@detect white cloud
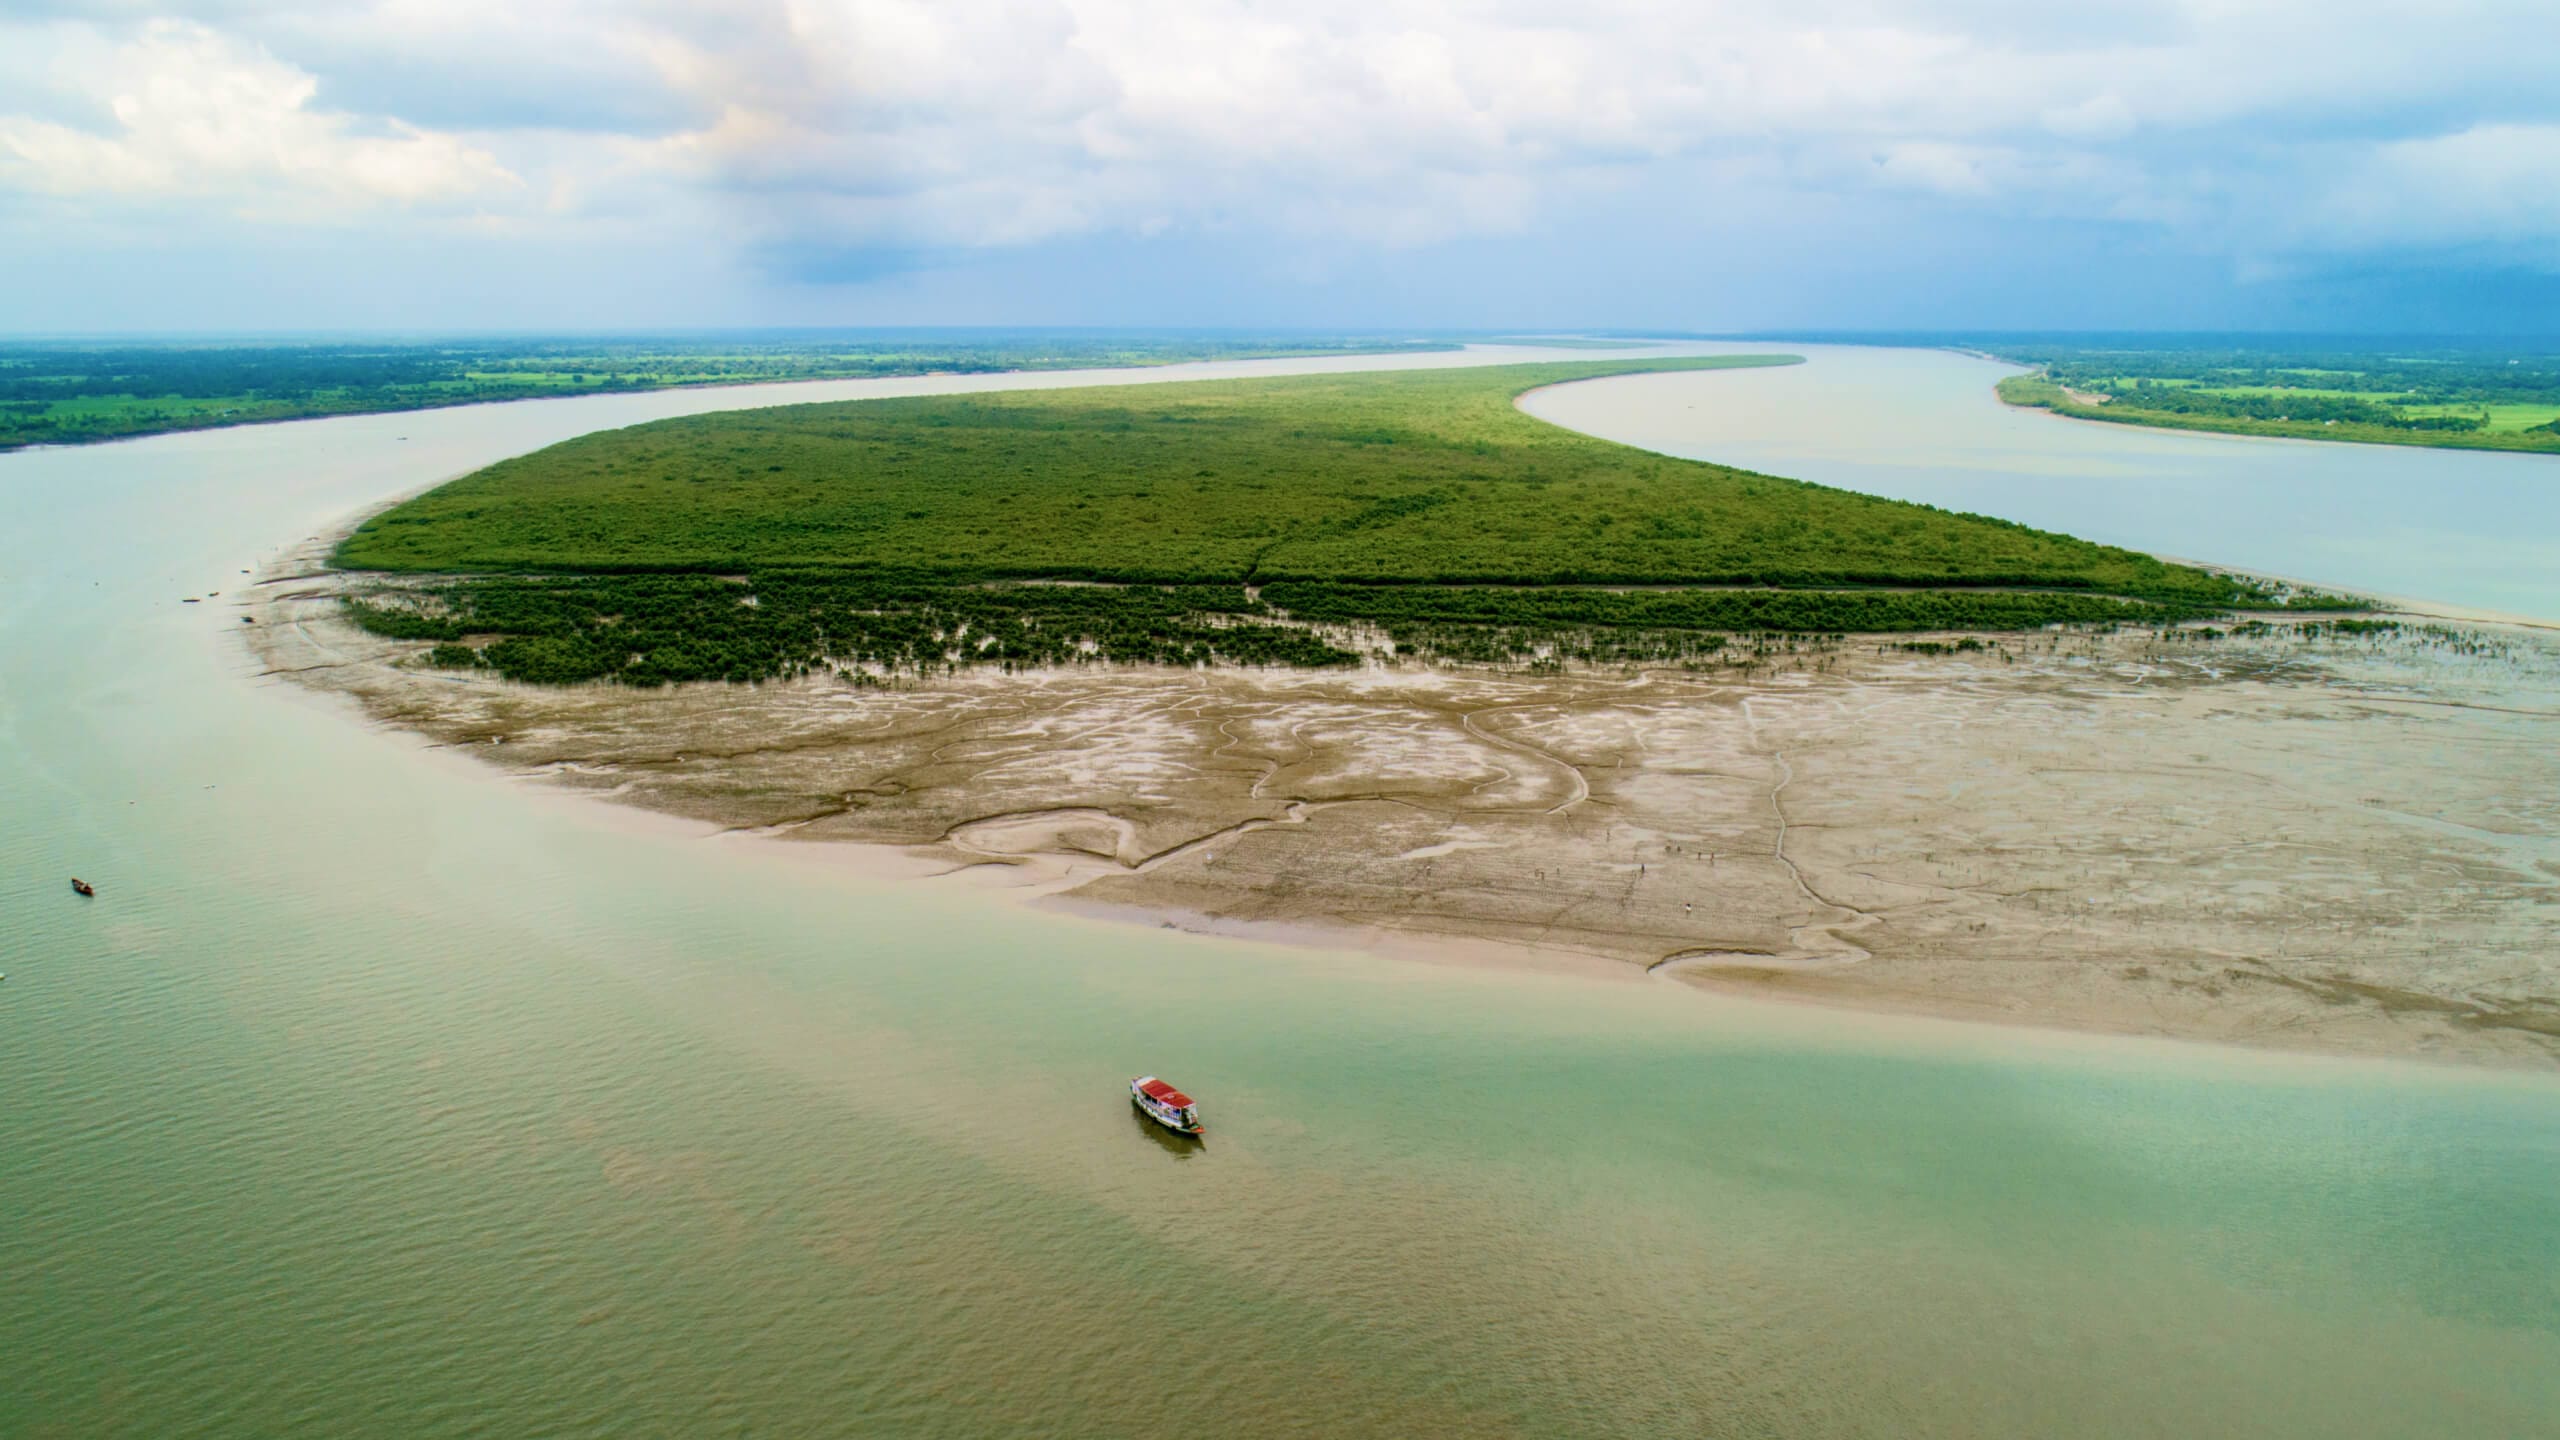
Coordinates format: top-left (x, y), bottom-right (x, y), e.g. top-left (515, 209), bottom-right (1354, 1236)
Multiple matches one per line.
top-left (1871, 141), bottom-right (2004, 196)
top-left (1, 1), bottom-right (2556, 278)
top-left (0, 19), bottom-right (517, 215)
top-left (2041, 93), bottom-right (2135, 143)
top-left (624, 0), bottom-right (2560, 268)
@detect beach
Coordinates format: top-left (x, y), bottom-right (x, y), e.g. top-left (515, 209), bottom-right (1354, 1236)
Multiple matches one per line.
top-left (251, 536), bottom-right (2560, 1068)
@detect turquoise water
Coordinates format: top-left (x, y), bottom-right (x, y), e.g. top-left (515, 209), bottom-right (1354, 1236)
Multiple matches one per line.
top-left (5, 351), bottom-right (2557, 1436)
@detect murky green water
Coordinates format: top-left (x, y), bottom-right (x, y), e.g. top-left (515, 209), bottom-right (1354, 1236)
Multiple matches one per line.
top-left (5, 351), bottom-right (2556, 1437)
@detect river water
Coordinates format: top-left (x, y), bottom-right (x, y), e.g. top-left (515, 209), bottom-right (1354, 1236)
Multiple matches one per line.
top-left (4, 347), bottom-right (2555, 1437)
top-left (1526, 344), bottom-right (2560, 621)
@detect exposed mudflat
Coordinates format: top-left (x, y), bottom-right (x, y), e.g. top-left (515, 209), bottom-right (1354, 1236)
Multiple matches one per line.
top-left (250, 552), bottom-right (2560, 1068)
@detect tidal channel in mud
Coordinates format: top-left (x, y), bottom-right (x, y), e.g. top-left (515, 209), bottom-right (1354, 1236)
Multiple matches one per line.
top-left (259, 563), bottom-right (2560, 1067)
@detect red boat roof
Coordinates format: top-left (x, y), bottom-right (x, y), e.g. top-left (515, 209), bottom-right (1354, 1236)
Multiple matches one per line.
top-left (1137, 1078), bottom-right (1194, 1107)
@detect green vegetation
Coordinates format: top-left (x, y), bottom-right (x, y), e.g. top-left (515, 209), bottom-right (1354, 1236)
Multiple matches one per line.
top-left (338, 356), bottom-right (2216, 592)
top-left (336, 356), bottom-right (2326, 686)
top-left (1259, 580), bottom-right (2183, 637)
top-left (0, 331), bottom-right (1446, 450)
top-left (1981, 338), bottom-right (2560, 454)
top-left (346, 575), bottom-right (1357, 685)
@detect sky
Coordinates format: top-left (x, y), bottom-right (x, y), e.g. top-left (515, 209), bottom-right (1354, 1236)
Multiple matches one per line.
top-left (1, 2), bottom-right (2555, 335)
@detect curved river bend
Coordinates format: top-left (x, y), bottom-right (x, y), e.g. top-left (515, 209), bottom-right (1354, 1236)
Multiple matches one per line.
top-left (1527, 343), bottom-right (2560, 622)
top-left (3, 346), bottom-right (2555, 1437)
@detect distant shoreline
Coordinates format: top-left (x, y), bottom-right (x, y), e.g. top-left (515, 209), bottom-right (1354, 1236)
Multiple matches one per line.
top-left (1993, 370), bottom-right (2560, 458)
top-left (0, 339), bottom-right (1460, 455)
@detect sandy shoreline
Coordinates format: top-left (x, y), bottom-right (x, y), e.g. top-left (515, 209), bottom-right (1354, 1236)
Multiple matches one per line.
top-left (245, 508), bottom-right (2560, 1070)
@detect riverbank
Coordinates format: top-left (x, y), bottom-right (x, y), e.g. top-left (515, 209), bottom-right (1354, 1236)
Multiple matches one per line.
top-left (1995, 372), bottom-right (2560, 457)
top-left (250, 521), bottom-right (2560, 1069)
top-left (0, 334), bottom-right (1458, 452)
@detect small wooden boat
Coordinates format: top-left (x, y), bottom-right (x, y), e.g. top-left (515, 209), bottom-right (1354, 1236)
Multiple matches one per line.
top-left (70, 878), bottom-right (95, 897)
top-left (1130, 1076), bottom-right (1204, 1135)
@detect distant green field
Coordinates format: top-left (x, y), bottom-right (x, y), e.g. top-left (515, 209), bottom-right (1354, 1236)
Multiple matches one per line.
top-left (2401, 402), bottom-right (2560, 432)
top-left (0, 333), bottom-right (1450, 450)
top-left (2054, 382), bottom-right (2557, 435)
top-left (337, 357), bottom-right (2318, 685)
top-left (1991, 341), bottom-right (2560, 454)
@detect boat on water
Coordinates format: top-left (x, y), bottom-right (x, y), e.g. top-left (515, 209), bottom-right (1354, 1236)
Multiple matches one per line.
top-left (1130, 1076), bottom-right (1204, 1135)
top-left (70, 878), bottom-right (95, 897)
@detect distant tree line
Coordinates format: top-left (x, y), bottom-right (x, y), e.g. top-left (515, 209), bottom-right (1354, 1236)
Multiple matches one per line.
top-left (0, 332), bottom-right (1448, 449)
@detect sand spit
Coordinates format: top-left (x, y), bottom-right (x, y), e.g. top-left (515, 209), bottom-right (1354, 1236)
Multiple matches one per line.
top-left (247, 557), bottom-right (2560, 1068)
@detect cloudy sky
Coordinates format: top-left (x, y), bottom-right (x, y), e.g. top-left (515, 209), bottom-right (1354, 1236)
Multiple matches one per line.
top-left (2, 1), bottom-right (2554, 333)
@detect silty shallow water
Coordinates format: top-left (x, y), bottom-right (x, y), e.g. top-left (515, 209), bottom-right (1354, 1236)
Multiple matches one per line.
top-left (1524, 344), bottom-right (2560, 622)
top-left (3, 346), bottom-right (2554, 1437)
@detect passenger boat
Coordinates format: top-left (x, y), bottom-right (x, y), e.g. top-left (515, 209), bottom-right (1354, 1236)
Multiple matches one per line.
top-left (1130, 1076), bottom-right (1204, 1135)
top-left (70, 878), bottom-right (95, 897)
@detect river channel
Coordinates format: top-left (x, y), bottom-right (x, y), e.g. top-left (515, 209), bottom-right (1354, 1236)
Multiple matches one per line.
top-left (4, 345), bottom-right (2554, 1437)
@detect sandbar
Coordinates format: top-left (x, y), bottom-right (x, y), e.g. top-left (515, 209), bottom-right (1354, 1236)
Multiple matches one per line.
top-left (245, 527), bottom-right (2560, 1070)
